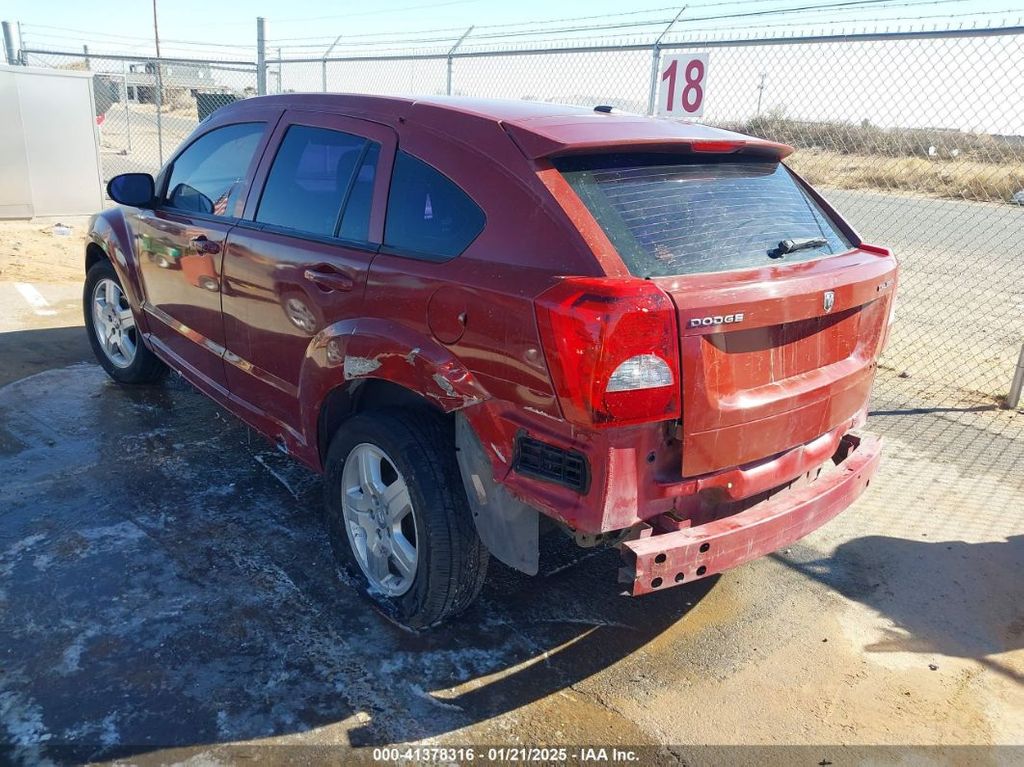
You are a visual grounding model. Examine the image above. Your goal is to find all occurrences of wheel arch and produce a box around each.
[86,210,147,323]
[316,377,447,464]
[85,241,108,273]
[301,318,491,468]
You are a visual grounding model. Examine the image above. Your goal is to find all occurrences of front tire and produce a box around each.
[84,259,167,384]
[323,409,489,629]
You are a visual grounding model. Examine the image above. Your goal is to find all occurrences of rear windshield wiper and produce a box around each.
[770,237,828,258]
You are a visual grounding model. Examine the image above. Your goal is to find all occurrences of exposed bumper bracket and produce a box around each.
[619,433,882,595]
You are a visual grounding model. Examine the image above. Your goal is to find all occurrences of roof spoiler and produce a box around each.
[502,118,794,161]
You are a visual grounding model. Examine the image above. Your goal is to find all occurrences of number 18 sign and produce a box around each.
[657,53,708,118]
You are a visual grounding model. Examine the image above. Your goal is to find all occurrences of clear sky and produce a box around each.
[5,0,1020,60]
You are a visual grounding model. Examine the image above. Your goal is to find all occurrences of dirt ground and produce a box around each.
[0,215,1021,765]
[0,218,90,284]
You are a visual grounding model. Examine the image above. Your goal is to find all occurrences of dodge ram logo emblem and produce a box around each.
[823,290,835,313]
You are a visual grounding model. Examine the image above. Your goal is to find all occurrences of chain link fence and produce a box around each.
[22,50,257,180]
[21,28,1024,418]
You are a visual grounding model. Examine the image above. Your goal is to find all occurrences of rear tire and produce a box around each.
[322,409,489,629]
[84,259,167,384]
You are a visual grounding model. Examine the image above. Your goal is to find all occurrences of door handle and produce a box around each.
[189,236,221,255]
[304,268,355,293]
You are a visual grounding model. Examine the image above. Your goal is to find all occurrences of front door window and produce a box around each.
[164,122,265,218]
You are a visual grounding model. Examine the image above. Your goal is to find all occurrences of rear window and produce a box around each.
[558,155,852,277]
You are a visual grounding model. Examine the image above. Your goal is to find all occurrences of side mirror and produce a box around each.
[107,173,155,207]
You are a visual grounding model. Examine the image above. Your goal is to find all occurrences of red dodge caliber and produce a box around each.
[87,95,897,628]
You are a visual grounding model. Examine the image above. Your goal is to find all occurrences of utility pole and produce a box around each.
[256,17,267,96]
[756,71,766,117]
[648,5,687,115]
[152,0,161,58]
[2,21,17,66]
[152,0,164,165]
[446,26,473,96]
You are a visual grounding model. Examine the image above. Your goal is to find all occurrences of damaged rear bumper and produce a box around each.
[619,433,882,595]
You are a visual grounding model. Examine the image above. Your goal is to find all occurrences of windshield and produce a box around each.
[558,154,852,277]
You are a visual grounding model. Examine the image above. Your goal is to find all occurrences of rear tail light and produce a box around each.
[534,277,681,428]
[859,243,898,350]
[880,287,898,352]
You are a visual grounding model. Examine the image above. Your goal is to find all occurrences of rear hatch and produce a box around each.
[558,152,897,477]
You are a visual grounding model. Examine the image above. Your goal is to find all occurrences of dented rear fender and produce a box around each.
[298,318,492,464]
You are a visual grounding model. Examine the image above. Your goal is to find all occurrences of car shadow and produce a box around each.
[868,405,999,417]
[0,359,717,763]
[0,325,92,387]
[772,534,1024,683]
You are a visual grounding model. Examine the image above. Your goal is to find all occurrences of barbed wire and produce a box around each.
[263,0,975,56]
[261,0,831,45]
[20,0,985,60]
[263,5,691,44]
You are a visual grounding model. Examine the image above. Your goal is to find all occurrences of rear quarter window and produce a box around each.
[558,154,852,277]
[383,151,485,261]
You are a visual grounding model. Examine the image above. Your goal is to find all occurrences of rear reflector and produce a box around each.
[534,277,681,427]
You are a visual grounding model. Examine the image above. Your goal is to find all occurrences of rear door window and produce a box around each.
[383,151,485,261]
[164,122,265,217]
[558,155,852,277]
[256,125,379,241]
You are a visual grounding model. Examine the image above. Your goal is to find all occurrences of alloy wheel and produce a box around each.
[92,278,137,369]
[340,443,419,596]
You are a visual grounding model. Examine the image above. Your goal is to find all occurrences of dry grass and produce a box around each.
[716,116,1024,203]
[737,115,1024,163]
[786,149,1024,203]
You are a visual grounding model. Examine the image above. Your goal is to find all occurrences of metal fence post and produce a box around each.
[322,35,343,93]
[154,59,164,166]
[647,7,687,115]
[1007,343,1024,409]
[2,21,16,66]
[256,17,267,96]
[647,42,662,115]
[447,26,473,96]
[122,59,132,153]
